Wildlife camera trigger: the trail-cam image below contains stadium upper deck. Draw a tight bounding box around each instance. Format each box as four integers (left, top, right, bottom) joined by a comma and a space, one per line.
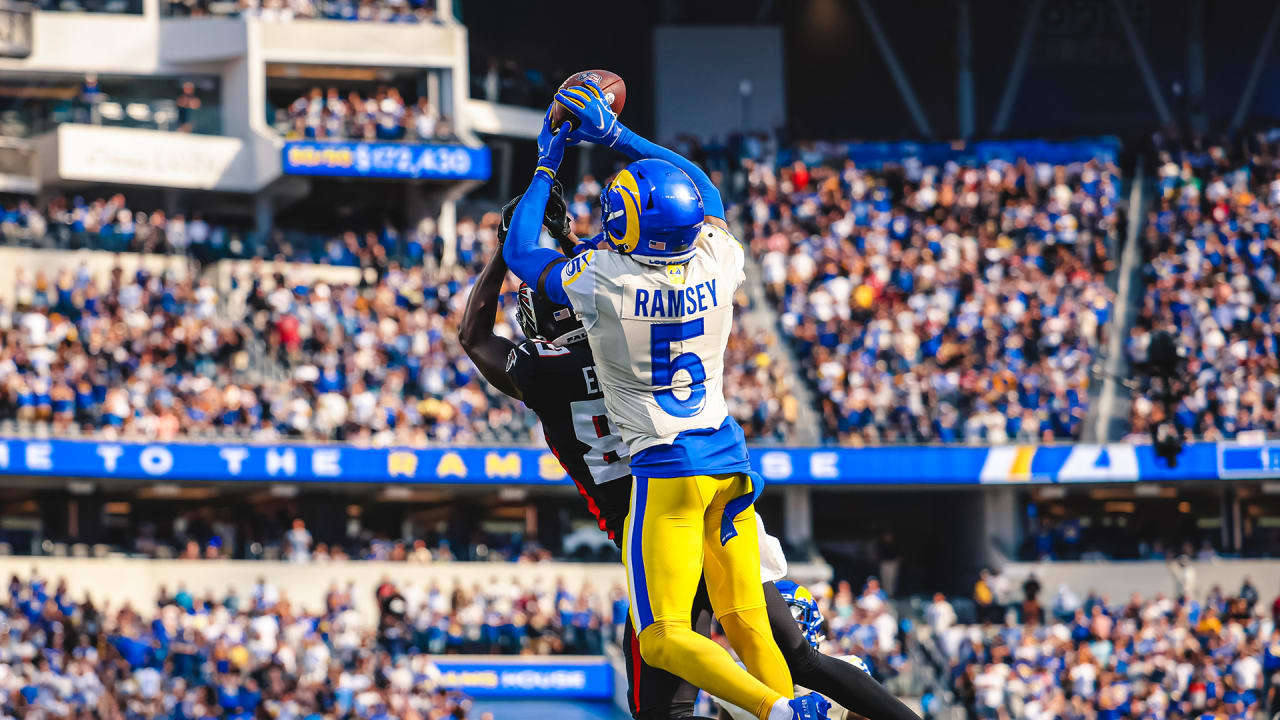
0, 0, 497, 259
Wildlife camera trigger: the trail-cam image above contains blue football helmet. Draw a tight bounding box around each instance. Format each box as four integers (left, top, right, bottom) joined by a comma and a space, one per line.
600, 158, 704, 265
775, 579, 824, 649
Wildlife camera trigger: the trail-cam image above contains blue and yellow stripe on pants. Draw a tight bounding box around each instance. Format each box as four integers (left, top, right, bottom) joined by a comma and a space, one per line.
623, 473, 793, 719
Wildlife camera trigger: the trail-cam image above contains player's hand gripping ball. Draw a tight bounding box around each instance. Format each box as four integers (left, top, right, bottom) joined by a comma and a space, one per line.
551, 69, 626, 145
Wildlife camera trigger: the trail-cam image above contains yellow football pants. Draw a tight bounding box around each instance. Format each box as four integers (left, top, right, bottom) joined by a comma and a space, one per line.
624, 473, 793, 720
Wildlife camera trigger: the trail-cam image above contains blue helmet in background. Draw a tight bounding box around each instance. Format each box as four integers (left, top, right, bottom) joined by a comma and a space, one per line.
775, 579, 824, 649
601, 158, 704, 265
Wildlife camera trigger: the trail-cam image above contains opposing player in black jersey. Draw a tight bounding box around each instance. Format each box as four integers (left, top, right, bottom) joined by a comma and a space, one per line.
459, 188, 921, 720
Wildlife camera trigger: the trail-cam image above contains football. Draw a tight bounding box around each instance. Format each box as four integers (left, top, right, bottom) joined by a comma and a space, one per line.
550, 69, 627, 132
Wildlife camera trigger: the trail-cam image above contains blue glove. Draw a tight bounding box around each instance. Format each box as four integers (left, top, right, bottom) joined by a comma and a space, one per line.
536, 107, 572, 178
554, 79, 625, 148
569, 234, 600, 256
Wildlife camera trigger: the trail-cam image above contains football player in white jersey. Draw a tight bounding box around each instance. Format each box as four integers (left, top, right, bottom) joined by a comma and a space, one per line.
502, 85, 829, 720
468, 192, 919, 720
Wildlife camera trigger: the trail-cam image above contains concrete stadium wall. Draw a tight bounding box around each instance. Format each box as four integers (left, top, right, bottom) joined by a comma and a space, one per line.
653, 26, 787, 141
1001, 559, 1280, 602
0, 557, 627, 625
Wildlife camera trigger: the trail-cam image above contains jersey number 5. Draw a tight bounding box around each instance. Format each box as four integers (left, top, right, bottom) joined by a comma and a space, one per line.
650, 319, 707, 417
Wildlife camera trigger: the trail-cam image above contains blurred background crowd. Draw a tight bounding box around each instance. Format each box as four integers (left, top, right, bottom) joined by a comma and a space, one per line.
5, 135, 1280, 448
927, 572, 1280, 720
1127, 145, 1280, 441
0, 568, 608, 718
274, 87, 453, 143
5, 565, 1278, 720
741, 154, 1118, 444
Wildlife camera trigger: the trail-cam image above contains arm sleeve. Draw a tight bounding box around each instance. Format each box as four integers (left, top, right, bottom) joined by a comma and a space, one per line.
612, 127, 725, 221
559, 250, 598, 327
502, 171, 571, 305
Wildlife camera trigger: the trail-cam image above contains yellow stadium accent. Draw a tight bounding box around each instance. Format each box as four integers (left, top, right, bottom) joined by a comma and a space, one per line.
538, 453, 568, 480
435, 452, 466, 478
1009, 445, 1037, 480
609, 170, 642, 253
484, 452, 522, 478
387, 451, 418, 477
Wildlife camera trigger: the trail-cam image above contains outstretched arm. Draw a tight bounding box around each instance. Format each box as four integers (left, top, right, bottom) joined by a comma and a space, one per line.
610, 128, 725, 225
500, 170, 571, 306
556, 81, 725, 224
501, 109, 574, 306
459, 246, 520, 400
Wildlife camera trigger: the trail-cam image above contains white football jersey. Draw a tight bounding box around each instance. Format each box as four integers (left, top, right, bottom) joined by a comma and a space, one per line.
758, 515, 788, 583
560, 225, 746, 454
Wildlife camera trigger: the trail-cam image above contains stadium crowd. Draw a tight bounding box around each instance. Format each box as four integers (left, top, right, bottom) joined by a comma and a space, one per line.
164, 0, 441, 22
2, 193, 445, 267
117, 515, 562, 565
0, 568, 616, 718
6, 195, 242, 259
31, 0, 441, 21
814, 577, 914, 691
739, 152, 1119, 445
5, 551, 1280, 719
1128, 141, 1280, 441
0, 185, 797, 443
276, 87, 452, 142
0, 247, 531, 445
928, 572, 1280, 720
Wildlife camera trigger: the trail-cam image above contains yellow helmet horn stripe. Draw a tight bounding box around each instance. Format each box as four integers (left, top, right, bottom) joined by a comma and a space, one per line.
609, 169, 643, 253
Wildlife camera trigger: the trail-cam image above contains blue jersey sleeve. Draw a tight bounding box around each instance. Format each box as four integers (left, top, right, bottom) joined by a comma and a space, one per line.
612, 127, 725, 221
501, 170, 571, 306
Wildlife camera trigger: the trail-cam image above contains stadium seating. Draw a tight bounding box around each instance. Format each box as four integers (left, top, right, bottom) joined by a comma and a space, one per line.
39, 0, 444, 20
274, 87, 453, 142
0, 239, 531, 445
738, 152, 1120, 445
10, 560, 1271, 720
7, 143, 1278, 449
1128, 145, 1280, 441
0, 186, 798, 443
0, 569, 615, 717
924, 574, 1278, 720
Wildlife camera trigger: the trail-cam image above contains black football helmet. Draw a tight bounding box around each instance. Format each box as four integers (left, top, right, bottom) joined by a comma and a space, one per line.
517, 282, 586, 346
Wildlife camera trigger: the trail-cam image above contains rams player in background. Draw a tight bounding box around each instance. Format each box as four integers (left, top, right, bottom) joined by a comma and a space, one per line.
501, 82, 829, 720
714, 581, 879, 720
